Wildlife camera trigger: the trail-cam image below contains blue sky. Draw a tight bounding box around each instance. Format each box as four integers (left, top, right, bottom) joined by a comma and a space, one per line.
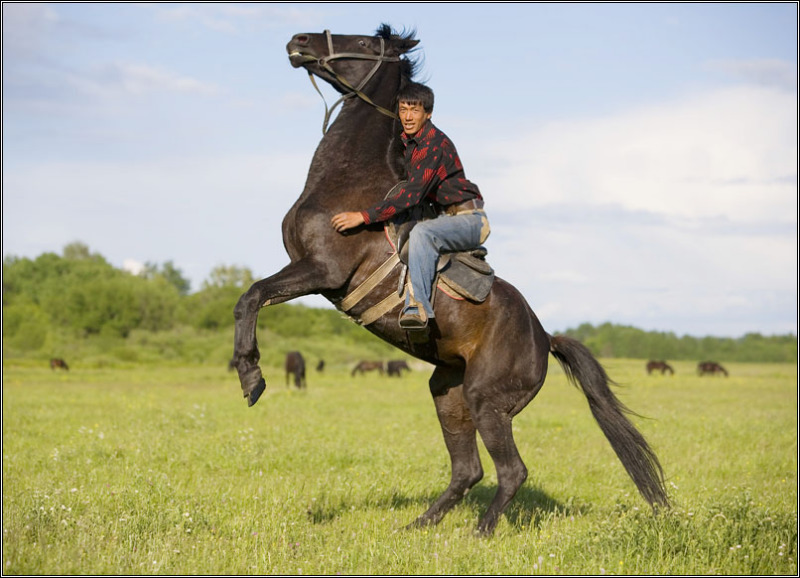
3, 2, 797, 338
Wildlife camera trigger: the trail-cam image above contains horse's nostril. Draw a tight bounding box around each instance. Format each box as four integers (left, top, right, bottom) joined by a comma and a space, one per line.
294, 34, 309, 45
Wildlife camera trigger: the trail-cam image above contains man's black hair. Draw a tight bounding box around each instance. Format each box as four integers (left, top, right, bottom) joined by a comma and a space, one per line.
397, 82, 434, 113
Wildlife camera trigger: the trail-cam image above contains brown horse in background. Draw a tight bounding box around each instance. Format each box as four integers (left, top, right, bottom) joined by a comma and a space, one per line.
351, 360, 384, 377
285, 351, 307, 388
50, 358, 69, 371
697, 361, 728, 377
231, 24, 668, 534
646, 360, 674, 375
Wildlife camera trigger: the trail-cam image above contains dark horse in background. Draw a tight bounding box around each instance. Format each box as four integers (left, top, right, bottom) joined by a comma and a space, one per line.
50, 358, 69, 371
285, 351, 307, 388
698, 361, 728, 377
387, 360, 411, 377
232, 24, 668, 535
646, 360, 674, 375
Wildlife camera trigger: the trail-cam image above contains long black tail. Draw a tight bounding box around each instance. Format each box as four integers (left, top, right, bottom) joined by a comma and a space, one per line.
549, 334, 670, 509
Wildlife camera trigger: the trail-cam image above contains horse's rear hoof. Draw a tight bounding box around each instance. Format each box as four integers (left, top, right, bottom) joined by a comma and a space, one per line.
245, 378, 266, 407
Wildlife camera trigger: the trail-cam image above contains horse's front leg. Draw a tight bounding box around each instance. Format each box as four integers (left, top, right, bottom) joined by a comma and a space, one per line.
233, 258, 334, 406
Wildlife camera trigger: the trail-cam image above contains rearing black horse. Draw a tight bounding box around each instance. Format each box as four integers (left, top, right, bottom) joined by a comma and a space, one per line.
233, 24, 669, 535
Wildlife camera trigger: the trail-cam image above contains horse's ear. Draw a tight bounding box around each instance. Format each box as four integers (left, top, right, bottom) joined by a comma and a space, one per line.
400, 38, 420, 53
377, 23, 420, 55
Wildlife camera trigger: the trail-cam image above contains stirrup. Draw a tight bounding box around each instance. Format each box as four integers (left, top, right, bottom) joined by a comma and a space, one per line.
399, 307, 428, 330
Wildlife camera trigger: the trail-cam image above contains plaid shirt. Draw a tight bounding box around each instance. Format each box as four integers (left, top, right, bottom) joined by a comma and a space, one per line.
361, 121, 482, 225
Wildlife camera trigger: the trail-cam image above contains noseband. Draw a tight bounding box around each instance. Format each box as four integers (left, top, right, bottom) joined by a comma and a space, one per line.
300, 29, 400, 133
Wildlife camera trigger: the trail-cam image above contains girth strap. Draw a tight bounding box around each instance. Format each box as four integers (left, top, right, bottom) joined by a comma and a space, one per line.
339, 252, 401, 314
359, 290, 404, 326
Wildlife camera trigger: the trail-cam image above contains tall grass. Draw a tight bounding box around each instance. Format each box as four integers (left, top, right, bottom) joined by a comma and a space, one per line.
2, 359, 796, 574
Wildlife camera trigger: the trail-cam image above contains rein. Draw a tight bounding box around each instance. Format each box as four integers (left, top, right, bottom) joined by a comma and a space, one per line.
302, 29, 400, 134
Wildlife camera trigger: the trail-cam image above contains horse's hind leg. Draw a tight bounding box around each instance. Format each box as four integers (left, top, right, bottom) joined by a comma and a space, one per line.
409, 366, 484, 529
472, 410, 528, 535
415, 369, 532, 536
468, 312, 549, 534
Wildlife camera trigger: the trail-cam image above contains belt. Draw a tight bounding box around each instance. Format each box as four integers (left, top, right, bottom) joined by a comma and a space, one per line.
443, 198, 484, 216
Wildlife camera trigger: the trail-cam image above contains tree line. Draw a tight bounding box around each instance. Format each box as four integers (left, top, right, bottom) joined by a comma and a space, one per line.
3, 243, 796, 364
2, 242, 395, 365
561, 322, 796, 364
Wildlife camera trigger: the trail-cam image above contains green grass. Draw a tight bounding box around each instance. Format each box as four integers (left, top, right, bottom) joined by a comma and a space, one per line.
2, 359, 796, 574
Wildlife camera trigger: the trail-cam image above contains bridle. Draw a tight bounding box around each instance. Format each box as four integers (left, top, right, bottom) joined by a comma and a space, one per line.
294, 30, 400, 134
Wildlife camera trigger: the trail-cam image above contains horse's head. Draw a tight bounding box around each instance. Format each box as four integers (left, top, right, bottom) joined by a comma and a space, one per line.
287, 24, 419, 99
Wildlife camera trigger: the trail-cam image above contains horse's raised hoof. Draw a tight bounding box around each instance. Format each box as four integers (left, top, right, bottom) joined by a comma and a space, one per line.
245, 378, 266, 407
237, 363, 266, 407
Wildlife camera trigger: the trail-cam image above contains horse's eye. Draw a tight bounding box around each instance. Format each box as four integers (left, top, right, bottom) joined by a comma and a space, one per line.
358, 40, 367, 47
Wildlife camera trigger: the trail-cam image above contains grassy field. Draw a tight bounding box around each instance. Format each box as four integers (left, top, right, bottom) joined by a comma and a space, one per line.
2, 358, 796, 575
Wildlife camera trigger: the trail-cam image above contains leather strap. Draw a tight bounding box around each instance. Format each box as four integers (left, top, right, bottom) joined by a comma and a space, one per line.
339, 252, 400, 312
358, 291, 404, 326
306, 30, 400, 133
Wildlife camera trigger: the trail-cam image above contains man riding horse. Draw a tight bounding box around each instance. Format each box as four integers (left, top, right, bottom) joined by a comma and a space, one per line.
233, 25, 668, 535
331, 82, 490, 330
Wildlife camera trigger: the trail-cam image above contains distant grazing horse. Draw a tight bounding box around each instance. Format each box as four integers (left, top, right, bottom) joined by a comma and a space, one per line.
646, 360, 674, 375
50, 358, 69, 371
697, 361, 728, 377
351, 361, 384, 377
231, 24, 668, 534
285, 351, 307, 388
387, 360, 411, 377
316, 360, 325, 372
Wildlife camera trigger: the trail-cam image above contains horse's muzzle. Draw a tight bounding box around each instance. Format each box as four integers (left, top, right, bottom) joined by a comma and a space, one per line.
288, 51, 311, 68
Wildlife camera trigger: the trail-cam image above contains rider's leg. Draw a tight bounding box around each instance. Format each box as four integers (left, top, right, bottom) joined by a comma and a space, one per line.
404, 212, 484, 320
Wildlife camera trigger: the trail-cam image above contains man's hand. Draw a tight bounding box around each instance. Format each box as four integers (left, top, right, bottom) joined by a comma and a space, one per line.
331, 211, 365, 233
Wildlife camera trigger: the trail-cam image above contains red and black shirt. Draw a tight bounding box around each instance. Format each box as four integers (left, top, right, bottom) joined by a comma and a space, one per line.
361, 121, 482, 225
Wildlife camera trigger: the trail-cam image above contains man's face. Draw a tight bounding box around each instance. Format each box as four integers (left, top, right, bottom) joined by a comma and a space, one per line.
398, 100, 431, 137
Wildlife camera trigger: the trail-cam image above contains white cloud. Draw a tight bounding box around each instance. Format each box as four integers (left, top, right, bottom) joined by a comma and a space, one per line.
478, 85, 797, 225
2, 152, 312, 292
488, 216, 797, 336
460, 83, 797, 336
74, 62, 220, 98
706, 58, 797, 92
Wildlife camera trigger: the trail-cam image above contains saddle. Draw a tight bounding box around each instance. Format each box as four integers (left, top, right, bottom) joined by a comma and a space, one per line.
335, 183, 495, 327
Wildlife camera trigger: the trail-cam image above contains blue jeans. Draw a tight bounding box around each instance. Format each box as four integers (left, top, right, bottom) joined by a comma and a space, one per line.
405, 210, 488, 319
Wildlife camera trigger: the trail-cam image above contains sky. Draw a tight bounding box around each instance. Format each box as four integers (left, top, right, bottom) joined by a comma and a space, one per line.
3, 2, 797, 339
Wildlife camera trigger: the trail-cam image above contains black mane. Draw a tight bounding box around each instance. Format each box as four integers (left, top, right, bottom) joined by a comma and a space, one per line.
376, 23, 420, 80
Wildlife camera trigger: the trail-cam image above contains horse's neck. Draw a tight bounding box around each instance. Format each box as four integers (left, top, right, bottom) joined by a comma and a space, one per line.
304, 100, 402, 203
283, 99, 402, 265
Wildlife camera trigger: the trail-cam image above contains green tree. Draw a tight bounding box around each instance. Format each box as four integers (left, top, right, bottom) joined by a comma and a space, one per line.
4, 244, 182, 339
140, 260, 191, 296
2, 298, 49, 351
202, 264, 255, 290
183, 285, 242, 331
62, 241, 93, 260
